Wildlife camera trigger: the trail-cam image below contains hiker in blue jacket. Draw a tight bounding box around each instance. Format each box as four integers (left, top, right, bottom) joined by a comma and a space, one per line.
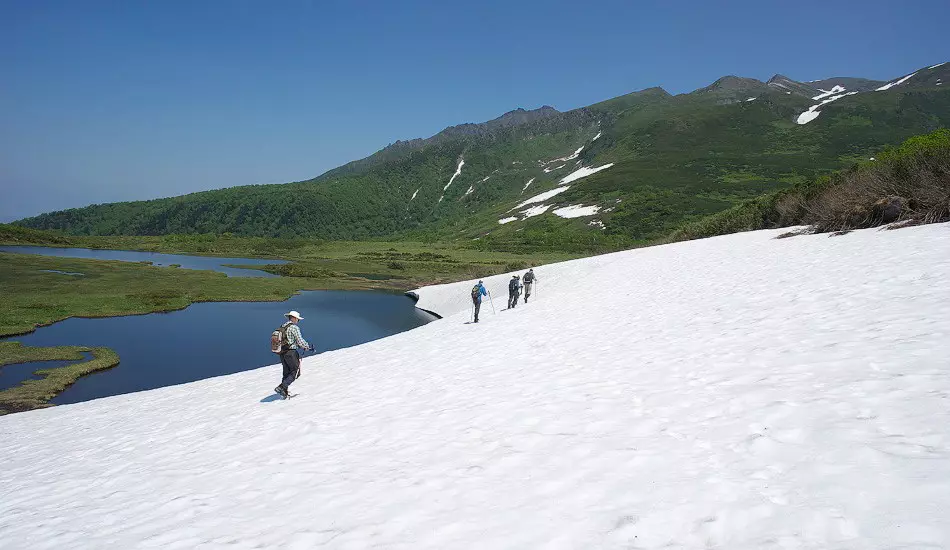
470, 280, 488, 323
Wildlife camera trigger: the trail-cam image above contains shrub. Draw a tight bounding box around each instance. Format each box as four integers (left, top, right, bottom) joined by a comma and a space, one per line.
667, 128, 950, 241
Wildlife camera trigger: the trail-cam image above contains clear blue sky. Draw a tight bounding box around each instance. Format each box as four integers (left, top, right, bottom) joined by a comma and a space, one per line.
1, 0, 947, 221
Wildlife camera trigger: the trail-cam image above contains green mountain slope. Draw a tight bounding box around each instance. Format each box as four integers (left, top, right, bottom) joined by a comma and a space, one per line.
16, 62, 950, 249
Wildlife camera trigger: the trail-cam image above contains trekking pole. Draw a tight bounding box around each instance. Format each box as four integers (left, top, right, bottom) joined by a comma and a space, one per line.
487, 290, 496, 314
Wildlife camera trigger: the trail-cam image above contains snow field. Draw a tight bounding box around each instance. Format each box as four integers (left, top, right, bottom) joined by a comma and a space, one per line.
560, 163, 614, 184
511, 185, 571, 210
876, 73, 917, 91
2, 223, 949, 549
811, 85, 846, 101
552, 204, 601, 218
796, 91, 859, 125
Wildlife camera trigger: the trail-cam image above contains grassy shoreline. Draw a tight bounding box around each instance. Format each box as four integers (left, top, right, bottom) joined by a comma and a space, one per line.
0, 342, 121, 415
0, 252, 371, 338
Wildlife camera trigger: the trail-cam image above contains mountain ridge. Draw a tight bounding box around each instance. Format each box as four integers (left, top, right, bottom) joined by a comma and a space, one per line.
15, 61, 950, 249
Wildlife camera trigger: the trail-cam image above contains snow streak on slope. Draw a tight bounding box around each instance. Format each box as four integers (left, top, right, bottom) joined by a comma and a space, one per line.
497, 216, 517, 224
443, 158, 465, 191
438, 158, 465, 202
519, 204, 551, 218
559, 163, 615, 184
929, 62, 947, 70
876, 72, 917, 91
812, 85, 846, 100
796, 91, 859, 125
522, 177, 535, 193
2, 224, 949, 549
512, 186, 571, 210
592, 131, 602, 141
553, 204, 601, 218
541, 146, 584, 166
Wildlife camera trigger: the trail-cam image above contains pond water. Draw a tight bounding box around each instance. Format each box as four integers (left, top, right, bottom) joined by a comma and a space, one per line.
5, 291, 434, 405
0, 352, 94, 392
0, 245, 287, 277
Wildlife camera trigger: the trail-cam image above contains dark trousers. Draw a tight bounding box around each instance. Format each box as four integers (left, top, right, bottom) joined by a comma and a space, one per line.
508, 290, 519, 308
279, 349, 300, 391
474, 300, 482, 322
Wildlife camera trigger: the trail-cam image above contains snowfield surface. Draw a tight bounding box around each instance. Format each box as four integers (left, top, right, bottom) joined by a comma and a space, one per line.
512, 185, 571, 210
559, 163, 615, 184
876, 73, 917, 91
519, 203, 551, 218
2, 224, 950, 549
812, 85, 845, 100
497, 216, 517, 225
552, 204, 601, 218
796, 91, 859, 125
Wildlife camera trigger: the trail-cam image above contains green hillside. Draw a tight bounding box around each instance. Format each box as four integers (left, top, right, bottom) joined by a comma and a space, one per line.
15, 62, 950, 250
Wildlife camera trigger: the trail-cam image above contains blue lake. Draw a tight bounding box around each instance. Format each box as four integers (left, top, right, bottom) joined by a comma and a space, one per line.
4, 291, 434, 405
1, 246, 434, 407
0, 245, 287, 277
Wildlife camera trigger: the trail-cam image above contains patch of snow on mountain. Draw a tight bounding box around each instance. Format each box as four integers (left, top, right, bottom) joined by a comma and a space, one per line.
588, 219, 605, 229
552, 204, 601, 219
481, 176, 491, 182
559, 163, 615, 185
812, 85, 846, 100
3, 224, 948, 549
522, 177, 535, 193
876, 73, 918, 91
746, 97, 757, 102
464, 185, 474, 196
498, 217, 517, 224
410, 188, 420, 201
796, 91, 859, 125
542, 146, 585, 166
443, 158, 465, 191
929, 62, 947, 70
513, 186, 571, 210
592, 131, 603, 141
520, 204, 551, 218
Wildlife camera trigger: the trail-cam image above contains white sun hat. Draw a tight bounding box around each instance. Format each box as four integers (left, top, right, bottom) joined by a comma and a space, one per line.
285, 310, 304, 320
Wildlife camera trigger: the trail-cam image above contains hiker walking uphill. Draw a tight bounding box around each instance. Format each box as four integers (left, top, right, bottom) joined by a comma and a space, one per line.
523, 268, 537, 303
470, 280, 488, 323
271, 310, 314, 399
507, 275, 522, 309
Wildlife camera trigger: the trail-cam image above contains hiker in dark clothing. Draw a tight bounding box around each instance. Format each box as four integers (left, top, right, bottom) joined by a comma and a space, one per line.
523, 268, 536, 303
508, 275, 522, 309
275, 310, 313, 398
471, 280, 488, 323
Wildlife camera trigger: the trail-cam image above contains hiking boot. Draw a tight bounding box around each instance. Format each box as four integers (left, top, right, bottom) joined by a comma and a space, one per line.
275, 386, 287, 398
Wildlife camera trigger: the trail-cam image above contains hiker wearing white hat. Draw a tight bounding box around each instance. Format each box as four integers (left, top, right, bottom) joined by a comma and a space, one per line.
271, 310, 313, 398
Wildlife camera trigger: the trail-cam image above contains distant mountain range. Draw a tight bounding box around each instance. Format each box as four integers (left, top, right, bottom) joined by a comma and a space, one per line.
16, 61, 950, 249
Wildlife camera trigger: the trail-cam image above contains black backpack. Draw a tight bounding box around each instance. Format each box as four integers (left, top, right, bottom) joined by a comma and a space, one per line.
471, 285, 481, 304
509, 278, 520, 292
